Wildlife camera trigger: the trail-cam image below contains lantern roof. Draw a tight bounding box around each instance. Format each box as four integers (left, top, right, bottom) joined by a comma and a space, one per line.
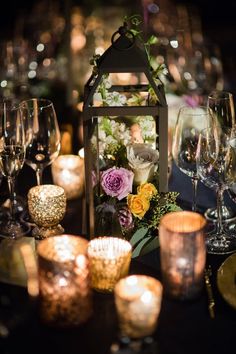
84, 22, 167, 107
97, 23, 150, 73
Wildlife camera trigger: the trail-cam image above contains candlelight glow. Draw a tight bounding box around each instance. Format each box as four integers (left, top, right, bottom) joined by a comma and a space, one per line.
114, 275, 163, 338
37, 235, 92, 327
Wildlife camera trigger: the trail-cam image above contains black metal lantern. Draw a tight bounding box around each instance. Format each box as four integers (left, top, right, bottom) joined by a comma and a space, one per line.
83, 23, 168, 238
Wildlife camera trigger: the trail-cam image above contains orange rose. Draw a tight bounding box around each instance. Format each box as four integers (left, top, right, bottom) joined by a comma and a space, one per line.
137, 182, 157, 200
127, 193, 150, 219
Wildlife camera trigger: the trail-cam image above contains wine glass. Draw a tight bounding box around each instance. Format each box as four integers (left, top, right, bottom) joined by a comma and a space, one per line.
0, 101, 27, 238
20, 98, 61, 185
223, 127, 236, 234
196, 126, 236, 254
172, 106, 213, 211
204, 90, 236, 222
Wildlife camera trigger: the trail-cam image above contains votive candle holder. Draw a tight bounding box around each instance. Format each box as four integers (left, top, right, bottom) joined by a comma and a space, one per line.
114, 275, 163, 338
51, 154, 84, 200
37, 234, 92, 327
159, 211, 206, 300
87, 237, 132, 293
28, 184, 66, 240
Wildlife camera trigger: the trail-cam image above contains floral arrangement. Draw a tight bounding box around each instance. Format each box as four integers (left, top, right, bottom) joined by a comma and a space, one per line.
89, 15, 180, 257
96, 165, 180, 257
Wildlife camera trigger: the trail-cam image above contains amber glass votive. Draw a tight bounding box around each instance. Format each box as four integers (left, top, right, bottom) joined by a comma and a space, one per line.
87, 237, 132, 293
28, 184, 66, 239
114, 275, 163, 338
37, 234, 92, 327
52, 154, 84, 200
159, 211, 206, 300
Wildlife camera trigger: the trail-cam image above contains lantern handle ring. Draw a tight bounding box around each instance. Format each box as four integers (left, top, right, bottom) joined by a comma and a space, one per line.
111, 22, 135, 50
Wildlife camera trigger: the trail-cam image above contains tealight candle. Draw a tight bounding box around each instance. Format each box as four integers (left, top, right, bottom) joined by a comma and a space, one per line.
87, 237, 132, 293
114, 275, 163, 338
28, 184, 66, 240
51, 154, 84, 200
159, 211, 206, 300
37, 234, 92, 327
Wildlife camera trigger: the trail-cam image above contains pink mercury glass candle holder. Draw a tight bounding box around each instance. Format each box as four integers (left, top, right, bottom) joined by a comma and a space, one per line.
37, 234, 92, 327
159, 211, 206, 300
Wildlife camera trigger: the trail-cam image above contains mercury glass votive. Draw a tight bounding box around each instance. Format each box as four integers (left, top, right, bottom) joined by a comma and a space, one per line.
51, 154, 84, 200
114, 275, 163, 338
159, 211, 206, 300
37, 234, 92, 327
87, 237, 132, 293
28, 184, 66, 240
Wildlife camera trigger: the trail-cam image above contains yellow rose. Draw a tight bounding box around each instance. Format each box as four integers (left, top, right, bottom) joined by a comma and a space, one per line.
127, 194, 150, 219
137, 183, 157, 200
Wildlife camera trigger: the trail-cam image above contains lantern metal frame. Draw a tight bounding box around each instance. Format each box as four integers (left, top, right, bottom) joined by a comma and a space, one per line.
83, 23, 168, 237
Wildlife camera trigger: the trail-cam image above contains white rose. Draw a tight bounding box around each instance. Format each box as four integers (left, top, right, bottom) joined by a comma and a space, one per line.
127, 143, 159, 185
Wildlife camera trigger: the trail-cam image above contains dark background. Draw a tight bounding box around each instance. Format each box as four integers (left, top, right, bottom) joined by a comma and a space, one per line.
0, 0, 235, 95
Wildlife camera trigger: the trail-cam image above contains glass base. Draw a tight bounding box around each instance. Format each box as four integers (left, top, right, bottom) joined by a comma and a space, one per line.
1, 196, 27, 215
20, 210, 36, 228
0, 220, 31, 239
206, 233, 236, 255
223, 222, 236, 236
32, 224, 64, 240
204, 206, 236, 223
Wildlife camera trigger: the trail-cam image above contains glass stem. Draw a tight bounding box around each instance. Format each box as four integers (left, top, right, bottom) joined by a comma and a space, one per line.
191, 176, 198, 212
7, 177, 15, 220
216, 187, 224, 235
36, 168, 43, 185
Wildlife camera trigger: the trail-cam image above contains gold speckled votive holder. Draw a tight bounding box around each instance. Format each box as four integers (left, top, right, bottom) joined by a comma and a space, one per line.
51, 154, 84, 200
87, 237, 132, 293
37, 234, 92, 327
28, 184, 66, 240
114, 275, 163, 338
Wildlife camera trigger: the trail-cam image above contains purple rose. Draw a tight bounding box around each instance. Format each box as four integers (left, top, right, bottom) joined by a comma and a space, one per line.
118, 206, 134, 231
101, 167, 134, 200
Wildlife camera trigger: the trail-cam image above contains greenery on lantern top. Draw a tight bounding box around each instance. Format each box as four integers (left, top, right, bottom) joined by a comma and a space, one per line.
89, 14, 168, 107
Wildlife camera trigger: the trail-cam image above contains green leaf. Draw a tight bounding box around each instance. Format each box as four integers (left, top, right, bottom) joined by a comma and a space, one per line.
139, 236, 159, 257
146, 35, 158, 45
129, 227, 148, 247
130, 29, 141, 37
132, 236, 151, 258
168, 204, 182, 212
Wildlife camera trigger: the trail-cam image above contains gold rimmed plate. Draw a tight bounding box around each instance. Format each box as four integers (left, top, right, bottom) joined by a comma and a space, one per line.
217, 252, 236, 309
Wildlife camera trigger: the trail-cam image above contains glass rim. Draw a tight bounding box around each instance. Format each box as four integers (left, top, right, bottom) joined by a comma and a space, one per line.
208, 90, 233, 100
160, 210, 206, 233
0, 100, 21, 111
178, 105, 210, 116
19, 98, 53, 109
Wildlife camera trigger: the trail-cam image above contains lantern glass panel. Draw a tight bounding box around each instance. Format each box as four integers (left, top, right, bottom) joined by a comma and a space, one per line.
88, 113, 159, 237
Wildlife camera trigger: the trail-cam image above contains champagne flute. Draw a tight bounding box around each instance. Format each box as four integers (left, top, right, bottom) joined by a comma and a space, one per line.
196, 127, 236, 254
172, 106, 213, 211
205, 90, 236, 222
20, 98, 61, 185
0, 101, 26, 238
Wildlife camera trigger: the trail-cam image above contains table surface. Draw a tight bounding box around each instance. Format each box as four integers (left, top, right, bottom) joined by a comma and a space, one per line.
1, 163, 236, 354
